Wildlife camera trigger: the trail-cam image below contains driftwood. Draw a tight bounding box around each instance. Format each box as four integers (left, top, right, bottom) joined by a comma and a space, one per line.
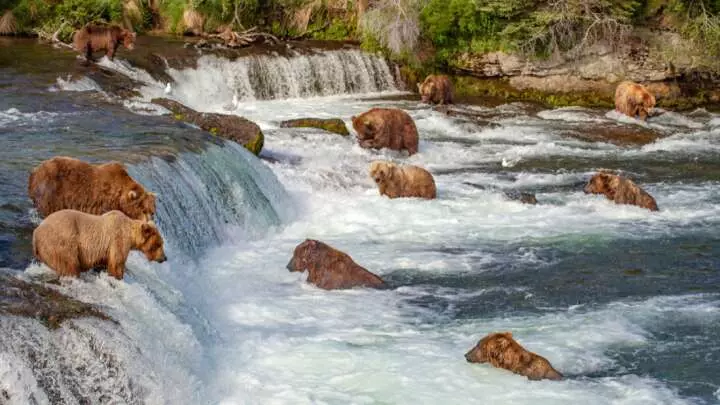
36, 22, 73, 49
206, 26, 279, 48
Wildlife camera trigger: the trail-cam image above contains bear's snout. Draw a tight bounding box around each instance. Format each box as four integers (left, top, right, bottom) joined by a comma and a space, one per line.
286, 257, 297, 272
157, 254, 167, 263
464, 351, 473, 362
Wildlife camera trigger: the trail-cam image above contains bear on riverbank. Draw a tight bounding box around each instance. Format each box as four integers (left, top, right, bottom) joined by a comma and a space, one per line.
465, 332, 563, 381
33, 210, 166, 280
615, 81, 656, 121
286, 239, 385, 290
418, 75, 454, 105
584, 171, 659, 211
72, 24, 136, 61
369, 160, 436, 199
351, 108, 419, 155
28, 156, 157, 221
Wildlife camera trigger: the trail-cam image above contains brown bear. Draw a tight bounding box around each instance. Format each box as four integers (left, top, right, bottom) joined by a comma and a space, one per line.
418, 74, 454, 105
33, 210, 167, 280
369, 160, 436, 199
286, 239, 385, 290
28, 156, 157, 221
465, 332, 563, 381
351, 108, 419, 155
584, 171, 659, 211
72, 24, 136, 61
615, 81, 656, 121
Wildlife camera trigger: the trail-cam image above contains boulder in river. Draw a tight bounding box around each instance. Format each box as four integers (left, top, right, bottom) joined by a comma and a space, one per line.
280, 118, 349, 136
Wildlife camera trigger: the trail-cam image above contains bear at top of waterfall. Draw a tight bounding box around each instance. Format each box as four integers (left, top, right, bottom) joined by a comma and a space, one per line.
351, 108, 419, 155
418, 74, 454, 105
72, 24, 136, 61
28, 156, 157, 221
584, 171, 659, 211
286, 239, 386, 290
614, 81, 656, 121
369, 160, 436, 200
33, 210, 167, 280
465, 331, 563, 381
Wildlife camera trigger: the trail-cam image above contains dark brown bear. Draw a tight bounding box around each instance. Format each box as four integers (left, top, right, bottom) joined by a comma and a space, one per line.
286, 239, 385, 290
584, 171, 659, 211
465, 332, 563, 381
28, 156, 157, 221
351, 108, 419, 155
418, 75, 454, 105
72, 24, 136, 61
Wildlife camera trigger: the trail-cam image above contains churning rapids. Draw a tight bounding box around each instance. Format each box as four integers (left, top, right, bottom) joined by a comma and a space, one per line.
1, 39, 719, 405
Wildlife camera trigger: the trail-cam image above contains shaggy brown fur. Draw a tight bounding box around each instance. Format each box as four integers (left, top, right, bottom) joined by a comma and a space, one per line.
615, 81, 656, 121
286, 239, 385, 290
33, 210, 167, 280
28, 156, 157, 221
418, 75, 454, 105
369, 160, 436, 199
72, 24, 136, 61
584, 171, 659, 211
351, 108, 419, 155
465, 332, 563, 381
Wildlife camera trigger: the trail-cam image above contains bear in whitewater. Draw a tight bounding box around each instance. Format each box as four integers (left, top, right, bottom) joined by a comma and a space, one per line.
28, 156, 157, 221
73, 24, 136, 61
584, 171, 658, 211
614, 81, 656, 121
33, 210, 167, 280
351, 108, 419, 155
286, 239, 385, 290
369, 160, 436, 199
418, 74, 454, 105
465, 331, 563, 381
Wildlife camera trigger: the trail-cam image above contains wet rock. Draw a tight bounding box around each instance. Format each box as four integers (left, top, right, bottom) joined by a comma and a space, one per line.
151, 98, 264, 155
286, 239, 385, 290
433, 105, 502, 128
81, 66, 142, 99
504, 190, 538, 205
0, 273, 112, 329
564, 124, 660, 146
280, 118, 349, 136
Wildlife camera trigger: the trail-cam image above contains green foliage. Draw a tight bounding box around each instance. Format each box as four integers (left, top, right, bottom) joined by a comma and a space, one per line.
310, 18, 349, 40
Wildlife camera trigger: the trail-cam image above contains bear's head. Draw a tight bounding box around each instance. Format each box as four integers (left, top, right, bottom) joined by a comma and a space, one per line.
351, 115, 375, 140
637, 90, 656, 120
286, 239, 326, 273
465, 331, 514, 363
584, 172, 619, 200
369, 161, 395, 187
120, 184, 157, 222
418, 78, 436, 103
120, 29, 136, 50
135, 222, 167, 263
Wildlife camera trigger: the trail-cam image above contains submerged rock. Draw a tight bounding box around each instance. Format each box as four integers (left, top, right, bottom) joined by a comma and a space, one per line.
504, 190, 538, 205
152, 98, 264, 155
280, 118, 349, 136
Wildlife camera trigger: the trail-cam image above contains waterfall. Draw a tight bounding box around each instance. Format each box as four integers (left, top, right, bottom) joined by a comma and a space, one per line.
127, 141, 294, 258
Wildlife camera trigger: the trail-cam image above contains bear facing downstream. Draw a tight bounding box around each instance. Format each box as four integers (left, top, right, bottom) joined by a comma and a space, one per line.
33, 210, 166, 280
615, 81, 656, 121
418, 74, 454, 105
584, 171, 659, 211
369, 160, 436, 199
28, 156, 156, 221
351, 108, 419, 155
72, 24, 136, 61
465, 332, 563, 381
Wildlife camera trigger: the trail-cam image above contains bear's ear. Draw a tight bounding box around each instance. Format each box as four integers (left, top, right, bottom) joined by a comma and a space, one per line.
128, 190, 138, 200
141, 223, 154, 238
502, 331, 513, 338
364, 120, 374, 131
350, 115, 357, 123
416, 83, 422, 91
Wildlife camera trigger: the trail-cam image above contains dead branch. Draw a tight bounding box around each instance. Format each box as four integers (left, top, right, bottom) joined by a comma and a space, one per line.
207, 26, 279, 48
37, 22, 73, 49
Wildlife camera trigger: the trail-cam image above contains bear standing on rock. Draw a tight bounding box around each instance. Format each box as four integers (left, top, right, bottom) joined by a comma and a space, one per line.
465, 332, 563, 381
33, 210, 167, 280
369, 160, 436, 199
584, 171, 659, 211
28, 156, 157, 221
72, 24, 136, 61
351, 108, 419, 155
418, 75, 454, 105
615, 81, 656, 121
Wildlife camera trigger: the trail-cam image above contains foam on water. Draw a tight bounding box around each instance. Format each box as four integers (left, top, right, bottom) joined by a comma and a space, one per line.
50, 75, 103, 93
0, 108, 61, 128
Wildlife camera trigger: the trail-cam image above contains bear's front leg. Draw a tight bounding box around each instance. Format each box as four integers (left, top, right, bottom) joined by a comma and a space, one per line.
107, 42, 119, 61
107, 249, 125, 280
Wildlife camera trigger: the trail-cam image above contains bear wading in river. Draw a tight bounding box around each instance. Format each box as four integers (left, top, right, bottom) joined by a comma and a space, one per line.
369, 160, 436, 199
615, 81, 656, 121
72, 24, 136, 61
28, 156, 157, 221
351, 108, 419, 155
418, 74, 454, 105
465, 332, 563, 381
286, 239, 385, 290
584, 171, 659, 211
33, 210, 166, 280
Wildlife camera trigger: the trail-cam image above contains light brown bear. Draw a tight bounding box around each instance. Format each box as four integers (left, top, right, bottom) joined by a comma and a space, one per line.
465, 332, 563, 381
584, 171, 659, 211
615, 81, 656, 121
28, 156, 156, 221
369, 160, 436, 199
33, 210, 167, 280
418, 74, 454, 105
286, 239, 385, 290
72, 24, 136, 61
351, 108, 419, 155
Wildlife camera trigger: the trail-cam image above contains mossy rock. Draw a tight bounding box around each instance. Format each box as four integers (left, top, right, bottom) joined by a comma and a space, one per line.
280, 118, 350, 136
